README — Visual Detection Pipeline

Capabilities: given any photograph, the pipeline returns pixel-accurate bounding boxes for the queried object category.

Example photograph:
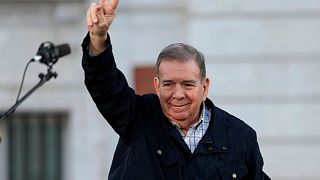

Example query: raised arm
[83,0,144,138]
[86,0,119,54]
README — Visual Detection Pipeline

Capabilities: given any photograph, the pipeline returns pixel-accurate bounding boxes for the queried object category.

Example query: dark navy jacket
[82,34,270,180]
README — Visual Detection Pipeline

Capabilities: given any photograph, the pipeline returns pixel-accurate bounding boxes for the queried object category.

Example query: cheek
[186,91,205,107]
[189,89,203,99]
[159,91,172,102]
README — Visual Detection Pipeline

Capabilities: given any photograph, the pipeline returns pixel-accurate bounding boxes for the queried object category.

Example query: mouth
[171,103,188,107]
[170,103,189,110]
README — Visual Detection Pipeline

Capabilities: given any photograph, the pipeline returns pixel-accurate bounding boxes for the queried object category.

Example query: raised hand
[86,0,119,52]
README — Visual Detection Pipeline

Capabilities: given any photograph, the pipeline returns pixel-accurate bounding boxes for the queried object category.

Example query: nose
[173,85,185,100]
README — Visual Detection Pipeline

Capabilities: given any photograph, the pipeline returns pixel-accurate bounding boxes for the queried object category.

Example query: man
[82,0,270,179]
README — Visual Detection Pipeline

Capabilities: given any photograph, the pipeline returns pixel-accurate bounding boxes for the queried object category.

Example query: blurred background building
[1,0,320,179]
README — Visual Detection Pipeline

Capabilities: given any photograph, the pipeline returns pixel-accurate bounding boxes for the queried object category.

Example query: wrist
[89,32,108,53]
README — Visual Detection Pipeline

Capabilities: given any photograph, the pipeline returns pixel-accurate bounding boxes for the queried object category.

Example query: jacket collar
[202,98,231,153]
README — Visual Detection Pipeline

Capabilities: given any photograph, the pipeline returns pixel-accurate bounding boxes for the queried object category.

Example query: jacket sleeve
[81,33,137,138]
[245,131,271,180]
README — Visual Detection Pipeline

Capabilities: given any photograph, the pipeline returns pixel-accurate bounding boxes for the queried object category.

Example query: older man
[82,0,270,179]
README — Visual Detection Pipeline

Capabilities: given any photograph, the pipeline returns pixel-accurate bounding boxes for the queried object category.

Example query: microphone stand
[0,64,57,123]
[0,41,70,143]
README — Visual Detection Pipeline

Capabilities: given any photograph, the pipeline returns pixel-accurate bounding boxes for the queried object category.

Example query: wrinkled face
[154,59,210,128]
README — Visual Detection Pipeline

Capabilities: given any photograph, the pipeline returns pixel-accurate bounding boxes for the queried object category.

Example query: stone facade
[0,0,320,179]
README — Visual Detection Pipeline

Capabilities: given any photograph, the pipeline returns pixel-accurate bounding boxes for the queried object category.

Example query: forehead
[158,59,201,80]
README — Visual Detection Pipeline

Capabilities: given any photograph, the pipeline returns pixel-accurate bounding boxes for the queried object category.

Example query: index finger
[99,0,106,5]
[110,0,119,9]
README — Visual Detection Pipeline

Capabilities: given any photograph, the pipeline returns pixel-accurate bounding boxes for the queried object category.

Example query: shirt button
[207,146,213,151]
[156,149,163,155]
[232,173,237,179]
[222,146,227,150]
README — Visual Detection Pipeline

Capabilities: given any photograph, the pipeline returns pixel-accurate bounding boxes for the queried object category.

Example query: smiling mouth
[171,104,189,108]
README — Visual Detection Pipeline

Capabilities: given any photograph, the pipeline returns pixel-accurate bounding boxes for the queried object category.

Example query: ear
[202,78,210,101]
[153,77,161,97]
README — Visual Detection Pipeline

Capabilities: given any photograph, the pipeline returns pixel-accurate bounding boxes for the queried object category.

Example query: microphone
[32,41,71,65]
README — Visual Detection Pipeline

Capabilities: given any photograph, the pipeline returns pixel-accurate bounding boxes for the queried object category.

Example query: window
[7,112,66,180]
[134,66,156,95]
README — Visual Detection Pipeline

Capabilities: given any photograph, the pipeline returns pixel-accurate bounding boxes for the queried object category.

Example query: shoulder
[206,99,258,143]
[216,106,256,138]
[135,93,162,113]
[138,93,160,106]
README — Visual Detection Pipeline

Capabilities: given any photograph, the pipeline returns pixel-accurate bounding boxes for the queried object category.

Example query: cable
[0,59,34,124]
[16,59,34,102]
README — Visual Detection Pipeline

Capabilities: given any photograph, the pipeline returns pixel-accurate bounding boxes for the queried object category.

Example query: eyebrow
[160,80,173,84]
[182,80,197,84]
[161,80,197,84]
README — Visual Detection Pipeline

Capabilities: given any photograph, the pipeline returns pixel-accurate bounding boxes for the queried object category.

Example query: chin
[170,113,189,121]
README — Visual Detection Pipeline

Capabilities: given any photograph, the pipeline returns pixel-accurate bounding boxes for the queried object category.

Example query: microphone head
[56,44,71,57]
[36,42,71,65]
